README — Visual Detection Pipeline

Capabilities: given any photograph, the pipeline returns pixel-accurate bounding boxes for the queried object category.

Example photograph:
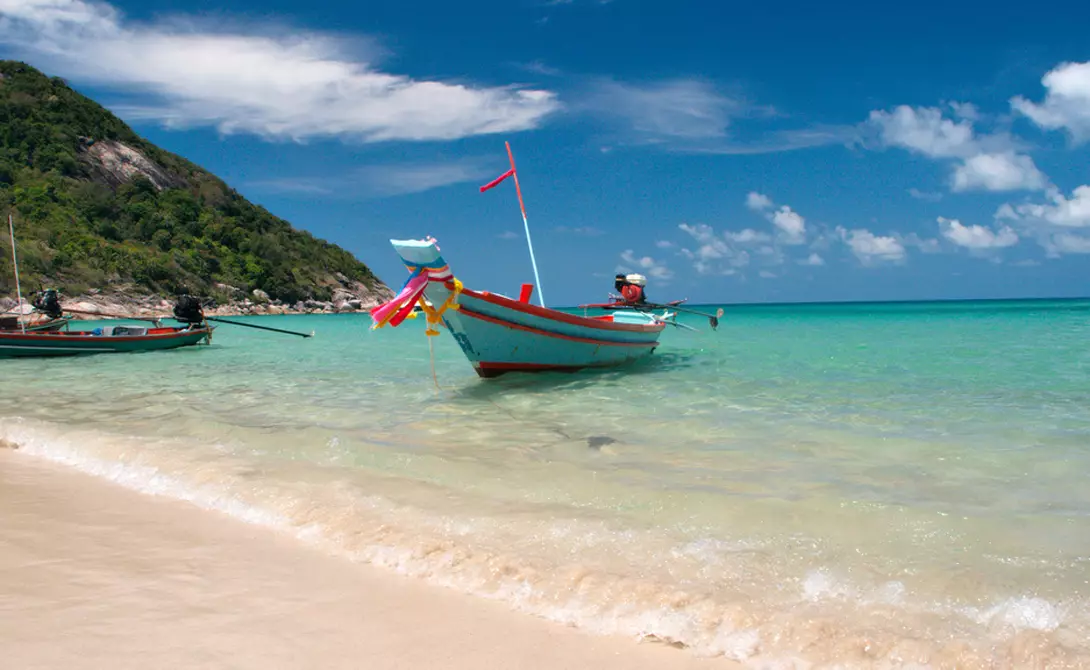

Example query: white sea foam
[3,415,1090,667]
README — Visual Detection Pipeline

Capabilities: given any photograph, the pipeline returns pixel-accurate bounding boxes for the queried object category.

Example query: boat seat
[100,325,149,337]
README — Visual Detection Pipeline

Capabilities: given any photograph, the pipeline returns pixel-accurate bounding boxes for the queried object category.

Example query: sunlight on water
[3,300,1090,666]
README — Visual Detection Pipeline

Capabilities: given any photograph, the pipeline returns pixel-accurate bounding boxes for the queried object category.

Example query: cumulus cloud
[746,191,773,211]
[951,152,1048,192]
[937,217,1018,250]
[995,184,1090,256]
[677,222,750,275]
[798,252,825,266]
[742,193,808,244]
[1011,61,1090,143]
[866,104,1047,193]
[836,227,906,265]
[0,0,559,142]
[770,205,806,244]
[997,185,1090,228]
[867,105,977,158]
[618,249,673,281]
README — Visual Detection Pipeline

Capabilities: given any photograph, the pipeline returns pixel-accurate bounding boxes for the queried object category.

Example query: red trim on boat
[457,307,660,346]
[456,286,661,333]
[474,362,598,378]
[0,326,211,343]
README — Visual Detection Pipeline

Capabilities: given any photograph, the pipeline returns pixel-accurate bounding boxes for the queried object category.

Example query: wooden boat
[0,314,71,332]
[0,323,213,358]
[370,238,671,377]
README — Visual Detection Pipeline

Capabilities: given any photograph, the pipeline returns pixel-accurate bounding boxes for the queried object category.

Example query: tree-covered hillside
[0,60,386,304]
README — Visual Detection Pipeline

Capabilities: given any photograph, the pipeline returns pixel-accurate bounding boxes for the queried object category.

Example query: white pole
[505,142,546,308]
[7,212,25,334]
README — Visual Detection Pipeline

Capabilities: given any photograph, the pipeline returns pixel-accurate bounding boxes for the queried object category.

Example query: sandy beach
[0,449,734,670]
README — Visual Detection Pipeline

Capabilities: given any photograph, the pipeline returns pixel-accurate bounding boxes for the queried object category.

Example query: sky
[0,0,1088,306]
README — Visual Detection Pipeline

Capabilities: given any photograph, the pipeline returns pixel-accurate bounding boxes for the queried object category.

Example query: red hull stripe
[457,307,659,347]
[457,286,664,334]
[476,362,585,373]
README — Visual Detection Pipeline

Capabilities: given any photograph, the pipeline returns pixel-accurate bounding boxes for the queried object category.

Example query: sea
[3,298,1090,668]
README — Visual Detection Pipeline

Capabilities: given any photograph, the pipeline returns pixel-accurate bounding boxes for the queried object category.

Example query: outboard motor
[173,294,206,324]
[32,288,63,319]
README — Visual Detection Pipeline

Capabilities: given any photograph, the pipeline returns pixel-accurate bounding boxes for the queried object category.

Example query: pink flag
[479,168,514,193]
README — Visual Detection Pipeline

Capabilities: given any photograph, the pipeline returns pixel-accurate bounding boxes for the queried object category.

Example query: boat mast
[7,212,25,334]
[505,142,546,308]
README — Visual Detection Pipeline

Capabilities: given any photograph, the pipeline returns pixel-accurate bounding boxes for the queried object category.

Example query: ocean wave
[3,416,1090,668]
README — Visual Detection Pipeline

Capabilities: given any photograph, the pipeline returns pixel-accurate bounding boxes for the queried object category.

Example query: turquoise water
[3,298,1090,666]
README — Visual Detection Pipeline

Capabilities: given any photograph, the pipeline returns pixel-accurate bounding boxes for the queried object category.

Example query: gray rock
[252,289,270,301]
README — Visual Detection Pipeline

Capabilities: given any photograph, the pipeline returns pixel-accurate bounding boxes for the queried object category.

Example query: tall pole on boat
[505,141,546,308]
[7,212,25,334]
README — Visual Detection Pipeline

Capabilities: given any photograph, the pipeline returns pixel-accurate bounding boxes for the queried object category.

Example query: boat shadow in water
[451,350,703,400]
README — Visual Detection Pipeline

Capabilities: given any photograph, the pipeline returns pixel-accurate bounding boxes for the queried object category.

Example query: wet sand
[0,450,734,670]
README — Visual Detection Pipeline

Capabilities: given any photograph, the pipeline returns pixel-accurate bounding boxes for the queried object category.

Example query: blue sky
[1,0,1088,305]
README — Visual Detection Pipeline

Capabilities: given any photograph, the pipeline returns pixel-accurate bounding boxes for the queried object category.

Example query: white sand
[0,450,736,669]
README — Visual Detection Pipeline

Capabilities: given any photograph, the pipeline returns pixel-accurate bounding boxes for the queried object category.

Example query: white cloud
[758,270,777,279]
[746,191,773,211]
[743,193,808,244]
[908,188,943,202]
[771,205,806,244]
[951,152,1047,192]
[1046,233,1090,254]
[724,228,771,244]
[581,77,737,140]
[937,217,1018,250]
[902,233,942,254]
[867,104,1046,194]
[836,226,906,265]
[997,185,1090,228]
[1011,61,1090,143]
[949,101,980,121]
[249,159,491,198]
[677,223,750,275]
[867,105,977,158]
[655,240,675,249]
[0,0,559,142]
[798,252,825,266]
[554,226,605,236]
[618,250,673,281]
[498,231,520,240]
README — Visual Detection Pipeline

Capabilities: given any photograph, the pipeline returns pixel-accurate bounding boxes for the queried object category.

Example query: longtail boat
[0,322,213,358]
[369,141,722,379]
[370,237,671,377]
[0,314,71,332]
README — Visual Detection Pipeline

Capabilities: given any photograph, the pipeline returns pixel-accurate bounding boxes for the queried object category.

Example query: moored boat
[371,238,670,377]
[0,323,213,358]
[0,314,71,332]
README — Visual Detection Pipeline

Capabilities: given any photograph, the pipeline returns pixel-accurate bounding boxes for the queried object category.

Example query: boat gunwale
[455,305,661,347]
[0,325,213,343]
[453,284,666,334]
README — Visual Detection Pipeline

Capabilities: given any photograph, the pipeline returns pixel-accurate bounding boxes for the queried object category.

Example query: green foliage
[0,61,381,302]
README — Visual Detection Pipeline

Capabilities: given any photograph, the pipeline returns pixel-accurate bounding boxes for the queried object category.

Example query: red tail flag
[479,168,515,193]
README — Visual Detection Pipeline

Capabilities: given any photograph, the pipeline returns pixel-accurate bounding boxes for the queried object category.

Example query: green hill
[0,60,388,306]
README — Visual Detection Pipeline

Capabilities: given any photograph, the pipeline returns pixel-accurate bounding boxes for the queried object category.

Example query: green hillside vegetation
[0,60,383,304]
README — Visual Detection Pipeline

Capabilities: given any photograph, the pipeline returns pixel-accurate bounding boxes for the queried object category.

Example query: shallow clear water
[4,299,1090,667]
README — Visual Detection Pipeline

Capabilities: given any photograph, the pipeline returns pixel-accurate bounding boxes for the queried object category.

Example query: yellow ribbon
[417,278,463,336]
